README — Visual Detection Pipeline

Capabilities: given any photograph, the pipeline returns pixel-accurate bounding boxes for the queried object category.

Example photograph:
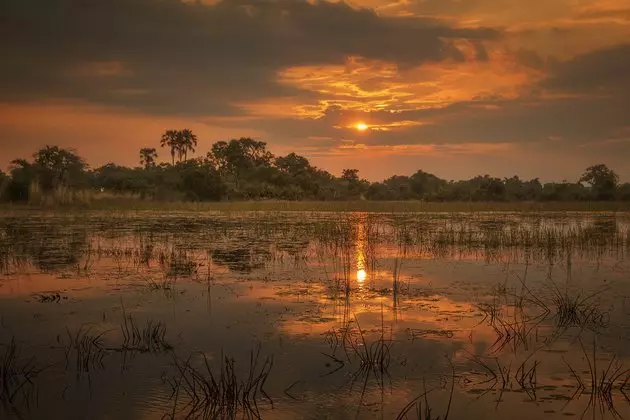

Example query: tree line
[1,129,629,203]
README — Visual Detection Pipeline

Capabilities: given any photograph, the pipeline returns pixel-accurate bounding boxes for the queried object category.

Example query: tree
[7,159,35,201]
[341,169,368,199]
[0,169,9,200]
[275,153,311,175]
[579,164,619,200]
[179,129,198,161]
[208,138,274,192]
[341,169,360,183]
[160,130,179,165]
[32,146,86,192]
[139,148,158,169]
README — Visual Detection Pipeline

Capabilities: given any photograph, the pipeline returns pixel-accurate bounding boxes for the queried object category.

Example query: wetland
[1,209,630,419]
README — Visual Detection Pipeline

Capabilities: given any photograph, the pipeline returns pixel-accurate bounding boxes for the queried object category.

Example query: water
[1,210,629,419]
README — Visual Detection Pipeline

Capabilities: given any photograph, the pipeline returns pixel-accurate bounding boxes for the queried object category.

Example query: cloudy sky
[2,0,629,182]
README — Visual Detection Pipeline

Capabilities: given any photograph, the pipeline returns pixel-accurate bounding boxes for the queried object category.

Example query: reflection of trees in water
[0,219,87,272]
[211,247,271,273]
[589,218,618,235]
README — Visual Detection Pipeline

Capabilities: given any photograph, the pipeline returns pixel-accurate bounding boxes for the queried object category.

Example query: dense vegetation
[1,130,629,204]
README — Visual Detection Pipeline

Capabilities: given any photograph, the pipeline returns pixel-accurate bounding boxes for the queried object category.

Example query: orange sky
[1,0,629,181]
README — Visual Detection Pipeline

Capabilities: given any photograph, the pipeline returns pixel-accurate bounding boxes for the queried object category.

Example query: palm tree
[160,130,179,165]
[139,148,158,169]
[179,129,198,161]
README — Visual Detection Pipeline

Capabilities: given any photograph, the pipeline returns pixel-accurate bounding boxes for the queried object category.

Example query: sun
[355,122,369,131]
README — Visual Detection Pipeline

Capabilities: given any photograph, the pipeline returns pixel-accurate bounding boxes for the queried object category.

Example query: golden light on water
[356,217,367,285]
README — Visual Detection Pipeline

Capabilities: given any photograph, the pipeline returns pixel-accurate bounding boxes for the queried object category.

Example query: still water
[1,210,629,419]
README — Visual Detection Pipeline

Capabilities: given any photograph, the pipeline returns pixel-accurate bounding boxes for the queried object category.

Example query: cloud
[541,44,630,93]
[0,0,498,116]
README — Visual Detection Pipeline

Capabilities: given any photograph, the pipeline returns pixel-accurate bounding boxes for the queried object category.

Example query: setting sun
[355,122,368,131]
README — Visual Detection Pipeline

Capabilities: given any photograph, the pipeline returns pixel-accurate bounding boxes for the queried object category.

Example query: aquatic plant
[58,325,107,374]
[120,313,172,353]
[166,346,274,419]
[0,338,43,409]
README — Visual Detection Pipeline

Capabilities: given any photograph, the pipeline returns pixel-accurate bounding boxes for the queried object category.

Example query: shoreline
[2,200,630,213]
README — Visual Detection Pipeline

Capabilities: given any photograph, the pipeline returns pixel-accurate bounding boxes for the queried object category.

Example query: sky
[1,0,629,182]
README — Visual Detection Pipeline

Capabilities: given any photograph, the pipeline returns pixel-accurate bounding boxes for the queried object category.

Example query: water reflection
[356,268,366,283]
[355,215,368,286]
[1,211,630,419]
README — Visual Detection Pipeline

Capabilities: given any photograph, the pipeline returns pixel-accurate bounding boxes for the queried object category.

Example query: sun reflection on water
[356,217,367,285]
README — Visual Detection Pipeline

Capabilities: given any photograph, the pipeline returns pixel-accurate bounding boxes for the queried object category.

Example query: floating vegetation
[33,292,67,303]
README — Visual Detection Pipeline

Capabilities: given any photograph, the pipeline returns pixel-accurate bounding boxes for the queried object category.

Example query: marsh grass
[119,303,171,353]
[547,282,610,330]
[465,351,541,404]
[166,346,274,420]
[1,338,44,410]
[564,339,630,418]
[345,316,391,379]
[58,325,107,375]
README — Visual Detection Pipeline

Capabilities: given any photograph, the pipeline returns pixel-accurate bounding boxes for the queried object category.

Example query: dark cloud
[0,0,498,115]
[541,44,630,93]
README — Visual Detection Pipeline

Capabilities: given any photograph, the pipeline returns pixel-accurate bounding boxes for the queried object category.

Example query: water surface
[1,210,629,419]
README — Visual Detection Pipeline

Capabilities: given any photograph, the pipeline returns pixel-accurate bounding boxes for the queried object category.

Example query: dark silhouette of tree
[32,146,86,193]
[209,138,274,193]
[2,140,629,204]
[580,164,619,200]
[139,148,158,169]
[275,153,310,176]
[342,169,360,182]
[160,130,179,165]
[0,169,9,200]
[179,129,198,161]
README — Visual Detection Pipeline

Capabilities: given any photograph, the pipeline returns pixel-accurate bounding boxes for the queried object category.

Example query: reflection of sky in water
[1,211,630,419]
